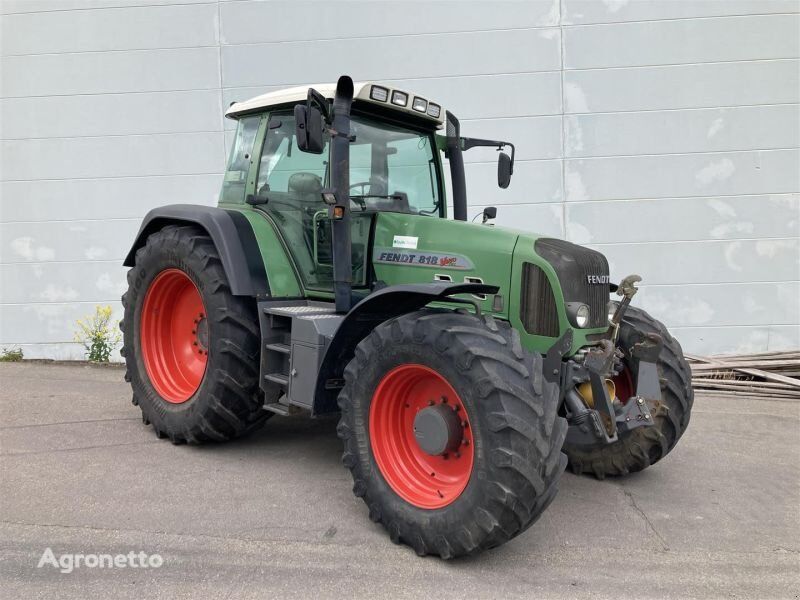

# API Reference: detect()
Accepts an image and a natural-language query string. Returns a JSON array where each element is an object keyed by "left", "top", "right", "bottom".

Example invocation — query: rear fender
[{"left": 124, "top": 204, "right": 269, "bottom": 298}]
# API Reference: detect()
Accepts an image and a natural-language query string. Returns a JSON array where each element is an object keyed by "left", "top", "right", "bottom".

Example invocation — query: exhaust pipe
[
  {"left": 330, "top": 76, "right": 354, "bottom": 313},
  {"left": 445, "top": 111, "right": 468, "bottom": 221}
]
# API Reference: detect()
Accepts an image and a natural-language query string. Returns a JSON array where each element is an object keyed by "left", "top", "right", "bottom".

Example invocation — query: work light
[
  {"left": 391, "top": 91, "right": 408, "bottom": 107},
  {"left": 412, "top": 97, "right": 427, "bottom": 112},
  {"left": 370, "top": 86, "right": 389, "bottom": 102}
]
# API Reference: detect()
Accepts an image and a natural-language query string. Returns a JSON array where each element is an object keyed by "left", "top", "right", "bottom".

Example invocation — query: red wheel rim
[
  {"left": 613, "top": 366, "right": 635, "bottom": 404},
  {"left": 140, "top": 268, "right": 208, "bottom": 403},
  {"left": 369, "top": 364, "right": 474, "bottom": 509}
]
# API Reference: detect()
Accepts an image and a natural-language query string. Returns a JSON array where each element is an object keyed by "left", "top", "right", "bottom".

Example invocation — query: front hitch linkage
[
  {"left": 609, "top": 274, "right": 641, "bottom": 343},
  {"left": 550, "top": 274, "right": 663, "bottom": 447}
]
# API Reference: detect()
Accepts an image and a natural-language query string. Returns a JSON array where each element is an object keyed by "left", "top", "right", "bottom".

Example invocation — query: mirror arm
[
  {"left": 306, "top": 88, "right": 331, "bottom": 122},
  {"left": 505, "top": 142, "right": 515, "bottom": 174},
  {"left": 461, "top": 137, "right": 515, "bottom": 173}
]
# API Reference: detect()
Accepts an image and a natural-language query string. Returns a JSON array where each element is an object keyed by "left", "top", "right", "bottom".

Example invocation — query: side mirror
[
  {"left": 294, "top": 104, "right": 324, "bottom": 154},
  {"left": 482, "top": 206, "right": 497, "bottom": 223},
  {"left": 498, "top": 152, "right": 512, "bottom": 189}
]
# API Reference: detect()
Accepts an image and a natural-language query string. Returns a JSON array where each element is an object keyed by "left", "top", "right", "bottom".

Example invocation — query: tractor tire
[
  {"left": 121, "top": 224, "right": 272, "bottom": 444},
  {"left": 337, "top": 309, "right": 567, "bottom": 558},
  {"left": 564, "top": 305, "right": 693, "bottom": 479}
]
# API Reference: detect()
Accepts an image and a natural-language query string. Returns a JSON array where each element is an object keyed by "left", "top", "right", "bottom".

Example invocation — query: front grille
[
  {"left": 520, "top": 262, "right": 559, "bottom": 337},
  {"left": 533, "top": 238, "right": 610, "bottom": 329}
]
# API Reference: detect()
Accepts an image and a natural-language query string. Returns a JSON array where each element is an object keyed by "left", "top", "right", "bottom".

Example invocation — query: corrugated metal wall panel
[{"left": 1, "top": 0, "right": 797, "bottom": 359}]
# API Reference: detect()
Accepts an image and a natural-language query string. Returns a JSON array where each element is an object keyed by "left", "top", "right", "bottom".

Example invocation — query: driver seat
[{"left": 288, "top": 172, "right": 322, "bottom": 204}]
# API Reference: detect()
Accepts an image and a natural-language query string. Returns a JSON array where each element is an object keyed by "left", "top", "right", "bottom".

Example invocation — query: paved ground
[{"left": 0, "top": 362, "right": 798, "bottom": 599}]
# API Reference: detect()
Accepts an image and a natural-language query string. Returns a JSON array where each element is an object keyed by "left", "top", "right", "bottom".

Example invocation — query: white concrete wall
[{"left": 1, "top": 0, "right": 798, "bottom": 360}]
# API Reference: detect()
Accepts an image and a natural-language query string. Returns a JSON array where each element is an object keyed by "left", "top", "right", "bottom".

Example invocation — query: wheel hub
[
  {"left": 194, "top": 314, "right": 209, "bottom": 352},
  {"left": 413, "top": 404, "right": 463, "bottom": 456}
]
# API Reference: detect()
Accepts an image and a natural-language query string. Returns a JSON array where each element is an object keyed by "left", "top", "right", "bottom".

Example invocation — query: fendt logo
[{"left": 586, "top": 275, "right": 611, "bottom": 285}]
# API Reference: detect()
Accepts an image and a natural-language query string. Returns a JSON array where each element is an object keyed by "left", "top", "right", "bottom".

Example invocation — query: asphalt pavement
[{"left": 1, "top": 361, "right": 798, "bottom": 599}]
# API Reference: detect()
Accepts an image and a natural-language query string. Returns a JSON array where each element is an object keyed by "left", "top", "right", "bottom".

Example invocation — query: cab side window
[
  {"left": 256, "top": 115, "right": 328, "bottom": 194},
  {"left": 256, "top": 113, "right": 332, "bottom": 290},
  {"left": 220, "top": 115, "right": 260, "bottom": 204}
]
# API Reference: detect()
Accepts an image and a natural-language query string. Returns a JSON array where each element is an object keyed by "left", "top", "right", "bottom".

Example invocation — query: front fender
[{"left": 312, "top": 282, "right": 499, "bottom": 414}]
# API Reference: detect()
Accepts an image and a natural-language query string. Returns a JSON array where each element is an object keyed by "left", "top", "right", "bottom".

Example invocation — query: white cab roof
[{"left": 225, "top": 81, "right": 445, "bottom": 128}]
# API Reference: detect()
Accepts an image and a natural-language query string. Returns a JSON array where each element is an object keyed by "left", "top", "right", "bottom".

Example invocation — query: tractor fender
[
  {"left": 313, "top": 282, "right": 499, "bottom": 414},
  {"left": 123, "top": 204, "right": 269, "bottom": 297}
]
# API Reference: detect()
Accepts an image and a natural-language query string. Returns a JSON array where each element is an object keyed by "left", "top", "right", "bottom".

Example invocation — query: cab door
[{"left": 253, "top": 111, "right": 371, "bottom": 293}]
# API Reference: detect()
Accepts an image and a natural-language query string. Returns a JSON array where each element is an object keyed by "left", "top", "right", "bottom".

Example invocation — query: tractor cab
[{"left": 222, "top": 80, "right": 514, "bottom": 301}]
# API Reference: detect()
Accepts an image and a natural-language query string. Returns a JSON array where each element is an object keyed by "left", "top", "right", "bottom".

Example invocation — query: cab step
[
  {"left": 265, "top": 342, "right": 290, "bottom": 354},
  {"left": 263, "top": 401, "right": 304, "bottom": 416},
  {"left": 263, "top": 402, "right": 291, "bottom": 416},
  {"left": 264, "top": 372, "right": 289, "bottom": 386}
]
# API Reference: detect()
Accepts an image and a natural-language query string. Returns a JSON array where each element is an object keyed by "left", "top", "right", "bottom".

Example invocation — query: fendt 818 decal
[{"left": 373, "top": 248, "right": 475, "bottom": 270}]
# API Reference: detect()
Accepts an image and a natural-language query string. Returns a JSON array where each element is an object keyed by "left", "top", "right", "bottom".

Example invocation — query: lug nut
[{"left": 428, "top": 400, "right": 435, "bottom": 406}]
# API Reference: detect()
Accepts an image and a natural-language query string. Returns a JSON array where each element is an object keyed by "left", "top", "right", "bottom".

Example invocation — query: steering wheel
[{"left": 349, "top": 181, "right": 371, "bottom": 196}]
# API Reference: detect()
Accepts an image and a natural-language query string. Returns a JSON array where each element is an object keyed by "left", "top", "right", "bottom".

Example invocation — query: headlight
[
  {"left": 566, "top": 302, "right": 591, "bottom": 328},
  {"left": 576, "top": 305, "right": 590, "bottom": 328},
  {"left": 607, "top": 301, "right": 617, "bottom": 324}
]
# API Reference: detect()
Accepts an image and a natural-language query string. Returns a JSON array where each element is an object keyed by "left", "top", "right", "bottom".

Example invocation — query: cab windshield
[{"left": 257, "top": 112, "right": 441, "bottom": 215}]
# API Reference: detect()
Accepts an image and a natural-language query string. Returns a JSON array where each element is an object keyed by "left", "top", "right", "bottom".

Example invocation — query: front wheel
[
  {"left": 337, "top": 310, "right": 567, "bottom": 558},
  {"left": 564, "top": 305, "right": 694, "bottom": 478}
]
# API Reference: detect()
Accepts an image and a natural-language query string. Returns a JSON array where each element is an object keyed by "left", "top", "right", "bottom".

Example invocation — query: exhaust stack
[
  {"left": 330, "top": 76, "right": 355, "bottom": 313},
  {"left": 445, "top": 111, "right": 468, "bottom": 221}
]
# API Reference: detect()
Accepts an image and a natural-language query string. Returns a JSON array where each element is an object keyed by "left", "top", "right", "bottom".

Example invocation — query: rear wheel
[
  {"left": 337, "top": 309, "right": 567, "bottom": 558},
  {"left": 564, "top": 305, "right": 694, "bottom": 478},
  {"left": 121, "top": 225, "right": 272, "bottom": 443}
]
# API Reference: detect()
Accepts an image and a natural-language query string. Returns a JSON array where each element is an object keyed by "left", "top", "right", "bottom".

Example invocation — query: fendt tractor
[{"left": 122, "top": 76, "right": 693, "bottom": 558}]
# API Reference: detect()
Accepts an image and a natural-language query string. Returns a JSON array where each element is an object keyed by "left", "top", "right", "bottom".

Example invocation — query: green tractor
[{"left": 121, "top": 76, "right": 693, "bottom": 558}]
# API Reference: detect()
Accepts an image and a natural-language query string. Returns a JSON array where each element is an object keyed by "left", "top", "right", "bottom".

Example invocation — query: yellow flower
[{"left": 73, "top": 305, "right": 122, "bottom": 363}]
